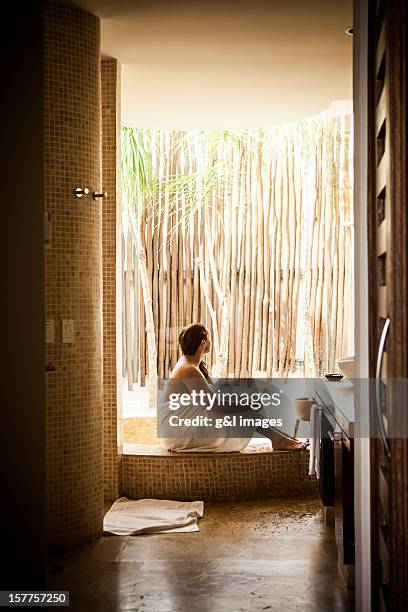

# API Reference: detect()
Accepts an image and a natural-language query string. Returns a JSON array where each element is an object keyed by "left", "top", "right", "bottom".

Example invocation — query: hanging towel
[
  {"left": 103, "top": 497, "right": 204, "bottom": 535},
  {"left": 309, "top": 405, "right": 321, "bottom": 479}
]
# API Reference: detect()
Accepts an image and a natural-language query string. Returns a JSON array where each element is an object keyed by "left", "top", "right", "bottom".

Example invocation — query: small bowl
[{"left": 325, "top": 373, "right": 344, "bottom": 382}]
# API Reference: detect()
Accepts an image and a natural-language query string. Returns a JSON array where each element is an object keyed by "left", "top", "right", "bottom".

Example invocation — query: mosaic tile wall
[
  {"left": 123, "top": 450, "right": 317, "bottom": 501},
  {"left": 44, "top": 2, "right": 103, "bottom": 549},
  {"left": 101, "top": 58, "right": 123, "bottom": 501}
]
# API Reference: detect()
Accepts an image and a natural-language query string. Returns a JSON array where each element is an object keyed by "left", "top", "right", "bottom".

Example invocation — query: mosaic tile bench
[{"left": 121, "top": 444, "right": 317, "bottom": 502}]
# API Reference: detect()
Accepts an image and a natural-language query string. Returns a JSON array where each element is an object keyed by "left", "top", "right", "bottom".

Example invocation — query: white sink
[{"left": 336, "top": 356, "right": 355, "bottom": 379}]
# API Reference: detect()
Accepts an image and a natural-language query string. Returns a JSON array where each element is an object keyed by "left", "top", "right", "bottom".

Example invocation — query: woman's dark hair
[{"left": 178, "top": 323, "right": 212, "bottom": 382}]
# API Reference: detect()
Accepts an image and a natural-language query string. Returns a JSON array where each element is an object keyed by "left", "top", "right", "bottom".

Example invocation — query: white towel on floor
[
  {"left": 309, "top": 405, "right": 321, "bottom": 479},
  {"left": 103, "top": 497, "right": 204, "bottom": 535}
]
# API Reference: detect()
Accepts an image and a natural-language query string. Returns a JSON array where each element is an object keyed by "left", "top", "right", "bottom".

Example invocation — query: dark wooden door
[{"left": 367, "top": 0, "right": 408, "bottom": 609}]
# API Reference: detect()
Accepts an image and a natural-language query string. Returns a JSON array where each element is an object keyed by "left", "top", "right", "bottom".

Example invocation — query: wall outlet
[
  {"left": 45, "top": 320, "right": 54, "bottom": 343},
  {"left": 62, "top": 319, "right": 75, "bottom": 343}
]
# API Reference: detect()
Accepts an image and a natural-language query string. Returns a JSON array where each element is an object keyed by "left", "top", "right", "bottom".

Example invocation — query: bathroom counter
[
  {"left": 315, "top": 379, "right": 355, "bottom": 439},
  {"left": 314, "top": 379, "right": 355, "bottom": 586}
]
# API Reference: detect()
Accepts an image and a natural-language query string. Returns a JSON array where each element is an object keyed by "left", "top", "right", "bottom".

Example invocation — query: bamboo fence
[{"left": 121, "top": 116, "right": 354, "bottom": 389}]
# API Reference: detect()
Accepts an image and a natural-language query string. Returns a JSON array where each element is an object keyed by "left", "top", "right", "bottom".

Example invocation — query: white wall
[
  {"left": 79, "top": 0, "right": 353, "bottom": 128},
  {"left": 353, "top": 0, "right": 371, "bottom": 609}
]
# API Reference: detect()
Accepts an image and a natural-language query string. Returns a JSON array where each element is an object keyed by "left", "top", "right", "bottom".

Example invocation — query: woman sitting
[{"left": 160, "top": 323, "right": 307, "bottom": 453}]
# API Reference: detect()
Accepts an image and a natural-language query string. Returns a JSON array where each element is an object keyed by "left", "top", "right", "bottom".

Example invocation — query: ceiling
[{"left": 75, "top": 0, "right": 353, "bottom": 128}]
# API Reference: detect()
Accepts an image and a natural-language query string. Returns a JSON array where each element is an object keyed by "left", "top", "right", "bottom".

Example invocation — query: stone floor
[{"left": 48, "top": 497, "right": 354, "bottom": 612}]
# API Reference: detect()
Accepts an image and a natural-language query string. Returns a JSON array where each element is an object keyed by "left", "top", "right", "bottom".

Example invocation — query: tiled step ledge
[
  {"left": 123, "top": 441, "right": 284, "bottom": 456},
  {"left": 122, "top": 444, "right": 317, "bottom": 501}
]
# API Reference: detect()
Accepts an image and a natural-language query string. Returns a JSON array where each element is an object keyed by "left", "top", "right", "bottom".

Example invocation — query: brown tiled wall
[
  {"left": 44, "top": 2, "right": 103, "bottom": 549},
  {"left": 101, "top": 58, "right": 123, "bottom": 501},
  {"left": 123, "top": 451, "right": 317, "bottom": 501}
]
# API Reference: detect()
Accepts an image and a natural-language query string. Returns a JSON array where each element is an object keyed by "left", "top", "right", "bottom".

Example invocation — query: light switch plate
[
  {"left": 62, "top": 319, "right": 75, "bottom": 343},
  {"left": 45, "top": 320, "right": 54, "bottom": 343}
]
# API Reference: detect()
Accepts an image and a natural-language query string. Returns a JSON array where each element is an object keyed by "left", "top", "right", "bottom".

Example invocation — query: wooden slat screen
[{"left": 121, "top": 118, "right": 353, "bottom": 388}]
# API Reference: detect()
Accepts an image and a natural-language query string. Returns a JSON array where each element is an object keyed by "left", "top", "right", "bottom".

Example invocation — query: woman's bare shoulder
[{"left": 170, "top": 360, "right": 203, "bottom": 379}]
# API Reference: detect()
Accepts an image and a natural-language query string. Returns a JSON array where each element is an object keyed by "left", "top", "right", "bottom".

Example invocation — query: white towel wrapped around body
[{"left": 159, "top": 398, "right": 253, "bottom": 453}]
